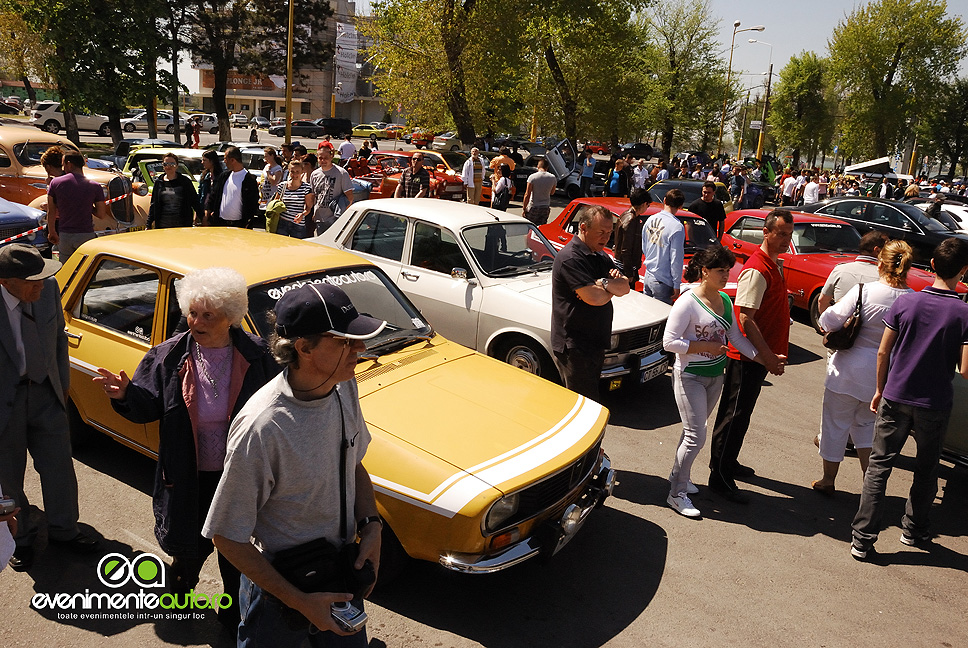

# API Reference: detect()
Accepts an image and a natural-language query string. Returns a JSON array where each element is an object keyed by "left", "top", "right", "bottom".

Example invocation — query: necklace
[{"left": 194, "top": 340, "right": 220, "bottom": 399}]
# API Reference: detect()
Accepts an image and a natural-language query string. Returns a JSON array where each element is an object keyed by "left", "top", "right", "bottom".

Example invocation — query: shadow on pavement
[
  {"left": 372, "top": 506, "right": 666, "bottom": 648},
  {"left": 72, "top": 431, "right": 155, "bottom": 497},
  {"left": 600, "top": 373, "right": 680, "bottom": 430},
  {"left": 785, "top": 342, "right": 824, "bottom": 366}
]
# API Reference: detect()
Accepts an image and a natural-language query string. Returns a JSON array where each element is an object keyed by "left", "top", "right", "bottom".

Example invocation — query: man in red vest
[{"left": 708, "top": 210, "right": 792, "bottom": 503}]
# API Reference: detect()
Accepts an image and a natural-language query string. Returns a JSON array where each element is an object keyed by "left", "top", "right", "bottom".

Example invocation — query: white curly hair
[{"left": 177, "top": 267, "right": 248, "bottom": 326}]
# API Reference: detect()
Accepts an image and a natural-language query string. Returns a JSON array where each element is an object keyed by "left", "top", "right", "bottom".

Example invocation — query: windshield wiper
[
  {"left": 363, "top": 333, "right": 434, "bottom": 355},
  {"left": 527, "top": 259, "right": 554, "bottom": 272},
  {"left": 489, "top": 265, "right": 531, "bottom": 277}
]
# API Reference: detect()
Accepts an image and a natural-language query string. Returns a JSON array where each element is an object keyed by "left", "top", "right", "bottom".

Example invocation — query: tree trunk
[
  {"left": 661, "top": 120, "right": 673, "bottom": 161},
  {"left": 170, "top": 44, "right": 182, "bottom": 146},
  {"left": 543, "top": 43, "right": 577, "bottom": 146},
  {"left": 440, "top": 29, "right": 475, "bottom": 145},
  {"left": 212, "top": 58, "right": 233, "bottom": 140},
  {"left": 21, "top": 76, "right": 36, "bottom": 105},
  {"left": 791, "top": 148, "right": 801, "bottom": 169},
  {"left": 107, "top": 106, "right": 123, "bottom": 147}
]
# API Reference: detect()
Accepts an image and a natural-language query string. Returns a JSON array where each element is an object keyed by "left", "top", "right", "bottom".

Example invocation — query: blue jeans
[
  {"left": 276, "top": 218, "right": 308, "bottom": 239},
  {"left": 642, "top": 273, "right": 674, "bottom": 305},
  {"left": 851, "top": 398, "right": 950, "bottom": 550},
  {"left": 237, "top": 574, "right": 368, "bottom": 648}
]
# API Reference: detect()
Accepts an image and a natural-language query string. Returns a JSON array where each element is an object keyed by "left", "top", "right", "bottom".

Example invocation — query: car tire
[
  {"left": 210, "top": 127, "right": 218, "bottom": 134},
  {"left": 496, "top": 336, "right": 559, "bottom": 382},
  {"left": 67, "top": 399, "right": 95, "bottom": 450},
  {"left": 415, "top": 144, "right": 423, "bottom": 149},
  {"left": 309, "top": 131, "right": 318, "bottom": 139},
  {"left": 752, "top": 194, "right": 765, "bottom": 209},
  {"left": 809, "top": 291, "right": 823, "bottom": 333},
  {"left": 43, "top": 120, "right": 60, "bottom": 133},
  {"left": 123, "top": 123, "right": 136, "bottom": 132},
  {"left": 450, "top": 145, "right": 460, "bottom": 151},
  {"left": 566, "top": 183, "right": 580, "bottom": 200},
  {"left": 98, "top": 123, "right": 110, "bottom": 137},
  {"left": 165, "top": 124, "right": 175, "bottom": 134}
]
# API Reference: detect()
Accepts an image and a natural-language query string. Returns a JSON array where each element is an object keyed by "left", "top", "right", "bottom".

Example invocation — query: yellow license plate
[{"left": 608, "top": 378, "right": 623, "bottom": 391}]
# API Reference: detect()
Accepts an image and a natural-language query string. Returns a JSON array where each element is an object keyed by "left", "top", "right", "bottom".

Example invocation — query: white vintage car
[{"left": 316, "top": 198, "right": 672, "bottom": 391}]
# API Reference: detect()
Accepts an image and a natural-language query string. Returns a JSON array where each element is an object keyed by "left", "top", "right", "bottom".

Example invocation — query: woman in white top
[
  {"left": 813, "top": 240, "right": 914, "bottom": 494},
  {"left": 490, "top": 164, "right": 513, "bottom": 211},
  {"left": 261, "top": 147, "right": 283, "bottom": 203},
  {"left": 662, "top": 246, "right": 766, "bottom": 518}
]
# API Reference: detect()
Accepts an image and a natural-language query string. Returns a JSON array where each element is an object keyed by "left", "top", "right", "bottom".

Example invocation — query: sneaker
[
  {"left": 686, "top": 481, "right": 700, "bottom": 495},
  {"left": 900, "top": 531, "right": 932, "bottom": 547},
  {"left": 667, "top": 493, "right": 701, "bottom": 518},
  {"left": 850, "top": 544, "right": 875, "bottom": 561}
]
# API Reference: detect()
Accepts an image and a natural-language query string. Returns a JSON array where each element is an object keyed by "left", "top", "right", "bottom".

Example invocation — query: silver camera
[
  {"left": 0, "top": 497, "right": 16, "bottom": 515},
  {"left": 330, "top": 601, "right": 367, "bottom": 633}
]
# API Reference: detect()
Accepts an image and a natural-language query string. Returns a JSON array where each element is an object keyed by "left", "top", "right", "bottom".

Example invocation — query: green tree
[
  {"left": 0, "top": 12, "right": 47, "bottom": 104},
  {"left": 189, "top": 0, "right": 333, "bottom": 139},
  {"left": 919, "top": 78, "right": 968, "bottom": 180},
  {"left": 769, "top": 51, "right": 835, "bottom": 168},
  {"left": 827, "top": 0, "right": 967, "bottom": 159}
]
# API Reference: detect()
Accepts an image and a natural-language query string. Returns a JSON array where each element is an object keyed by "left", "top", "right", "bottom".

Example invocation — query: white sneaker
[
  {"left": 667, "top": 493, "right": 701, "bottom": 518},
  {"left": 669, "top": 473, "right": 700, "bottom": 495}
]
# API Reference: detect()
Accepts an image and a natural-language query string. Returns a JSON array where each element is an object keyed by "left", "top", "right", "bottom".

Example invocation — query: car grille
[
  {"left": 616, "top": 320, "right": 665, "bottom": 356},
  {"left": 108, "top": 175, "right": 134, "bottom": 223},
  {"left": 0, "top": 223, "right": 33, "bottom": 241},
  {"left": 503, "top": 438, "right": 602, "bottom": 527}
]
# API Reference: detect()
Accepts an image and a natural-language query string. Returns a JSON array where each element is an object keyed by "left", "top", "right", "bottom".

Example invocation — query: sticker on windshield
[
  {"left": 411, "top": 317, "right": 425, "bottom": 328},
  {"left": 266, "top": 270, "right": 380, "bottom": 301},
  {"left": 806, "top": 223, "right": 843, "bottom": 228}
]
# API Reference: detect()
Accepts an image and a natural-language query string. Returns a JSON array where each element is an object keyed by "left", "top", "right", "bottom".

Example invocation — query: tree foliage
[
  {"left": 827, "top": 0, "right": 966, "bottom": 159},
  {"left": 0, "top": 12, "right": 48, "bottom": 103},
  {"left": 769, "top": 51, "right": 835, "bottom": 167},
  {"left": 919, "top": 77, "right": 968, "bottom": 179},
  {"left": 189, "top": 0, "right": 334, "bottom": 138}
]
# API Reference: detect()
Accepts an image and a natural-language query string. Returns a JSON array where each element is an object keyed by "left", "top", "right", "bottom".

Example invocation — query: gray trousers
[
  {"left": 643, "top": 272, "right": 674, "bottom": 305},
  {"left": 670, "top": 369, "right": 724, "bottom": 496},
  {"left": 0, "top": 380, "right": 80, "bottom": 546},
  {"left": 56, "top": 231, "right": 97, "bottom": 264},
  {"left": 851, "top": 398, "right": 950, "bottom": 550}
]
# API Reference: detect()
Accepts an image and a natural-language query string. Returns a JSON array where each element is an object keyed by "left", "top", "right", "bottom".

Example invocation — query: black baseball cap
[
  {"left": 0, "top": 244, "right": 61, "bottom": 280},
  {"left": 274, "top": 283, "right": 386, "bottom": 340}
]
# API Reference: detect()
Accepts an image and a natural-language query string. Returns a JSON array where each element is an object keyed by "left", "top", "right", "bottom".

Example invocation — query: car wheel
[
  {"left": 415, "top": 144, "right": 423, "bottom": 149},
  {"left": 165, "top": 124, "right": 175, "bottom": 134},
  {"left": 309, "top": 131, "right": 318, "bottom": 139},
  {"left": 67, "top": 399, "right": 95, "bottom": 450},
  {"left": 809, "top": 291, "right": 823, "bottom": 333},
  {"left": 450, "top": 144, "right": 460, "bottom": 151},
  {"left": 210, "top": 127, "right": 218, "bottom": 134},
  {"left": 98, "top": 123, "right": 110, "bottom": 137},
  {"left": 752, "top": 194, "right": 765, "bottom": 209},
  {"left": 44, "top": 120, "right": 60, "bottom": 133},
  {"left": 566, "top": 183, "right": 580, "bottom": 200},
  {"left": 496, "top": 336, "right": 558, "bottom": 382},
  {"left": 123, "top": 123, "right": 136, "bottom": 132}
]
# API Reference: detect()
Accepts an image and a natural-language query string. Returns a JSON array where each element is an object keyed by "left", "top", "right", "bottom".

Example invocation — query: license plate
[
  {"left": 608, "top": 378, "right": 623, "bottom": 391},
  {"left": 640, "top": 359, "right": 669, "bottom": 384}
]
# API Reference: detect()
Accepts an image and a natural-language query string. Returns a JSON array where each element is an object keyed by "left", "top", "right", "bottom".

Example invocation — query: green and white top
[{"left": 662, "top": 289, "right": 758, "bottom": 376}]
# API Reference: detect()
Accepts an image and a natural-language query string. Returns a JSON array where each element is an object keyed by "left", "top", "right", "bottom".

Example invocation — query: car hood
[
  {"left": 507, "top": 276, "right": 670, "bottom": 330},
  {"left": 358, "top": 349, "right": 608, "bottom": 506}
]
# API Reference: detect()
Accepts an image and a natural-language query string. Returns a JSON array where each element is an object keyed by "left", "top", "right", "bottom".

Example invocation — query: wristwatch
[
  {"left": 357, "top": 515, "right": 383, "bottom": 535},
  {"left": 600, "top": 277, "right": 610, "bottom": 292}
]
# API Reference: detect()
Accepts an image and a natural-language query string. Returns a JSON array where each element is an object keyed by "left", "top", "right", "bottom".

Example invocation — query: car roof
[
  {"left": 0, "top": 125, "right": 81, "bottom": 149},
  {"left": 129, "top": 146, "right": 205, "bottom": 159},
  {"left": 350, "top": 197, "right": 531, "bottom": 228},
  {"left": 725, "top": 208, "right": 850, "bottom": 228},
  {"left": 72, "top": 229, "right": 370, "bottom": 282}
]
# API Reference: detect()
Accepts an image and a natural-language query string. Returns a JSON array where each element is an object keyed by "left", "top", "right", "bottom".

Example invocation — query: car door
[
  {"left": 724, "top": 216, "right": 765, "bottom": 262},
  {"left": 64, "top": 257, "right": 166, "bottom": 450},
  {"left": 399, "top": 220, "right": 483, "bottom": 349},
  {"left": 340, "top": 208, "right": 408, "bottom": 283}
]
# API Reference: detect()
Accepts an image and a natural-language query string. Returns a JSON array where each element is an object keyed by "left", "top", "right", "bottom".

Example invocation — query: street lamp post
[
  {"left": 284, "top": 0, "right": 294, "bottom": 145},
  {"left": 748, "top": 38, "right": 774, "bottom": 163},
  {"left": 716, "top": 21, "right": 764, "bottom": 159},
  {"left": 736, "top": 89, "right": 751, "bottom": 159}
]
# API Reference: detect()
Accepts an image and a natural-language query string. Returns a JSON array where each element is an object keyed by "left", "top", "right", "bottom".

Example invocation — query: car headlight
[
  {"left": 134, "top": 183, "right": 149, "bottom": 196},
  {"left": 609, "top": 334, "right": 620, "bottom": 351},
  {"left": 484, "top": 493, "right": 519, "bottom": 533}
]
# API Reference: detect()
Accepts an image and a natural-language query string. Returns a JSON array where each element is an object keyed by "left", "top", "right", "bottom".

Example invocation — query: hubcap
[{"left": 505, "top": 345, "right": 541, "bottom": 375}]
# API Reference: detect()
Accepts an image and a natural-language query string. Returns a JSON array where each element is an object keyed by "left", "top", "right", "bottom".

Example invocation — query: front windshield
[
  {"left": 680, "top": 216, "right": 718, "bottom": 253},
  {"left": 792, "top": 222, "right": 861, "bottom": 253},
  {"left": 462, "top": 222, "right": 557, "bottom": 277},
  {"left": 14, "top": 141, "right": 81, "bottom": 166},
  {"left": 905, "top": 204, "right": 951, "bottom": 233},
  {"left": 439, "top": 151, "right": 467, "bottom": 168},
  {"left": 247, "top": 268, "right": 434, "bottom": 356}
]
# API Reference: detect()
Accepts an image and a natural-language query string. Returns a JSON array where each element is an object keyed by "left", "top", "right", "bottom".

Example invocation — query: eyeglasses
[
  {"left": 413, "top": 157, "right": 424, "bottom": 161},
  {"left": 162, "top": 162, "right": 177, "bottom": 168}
]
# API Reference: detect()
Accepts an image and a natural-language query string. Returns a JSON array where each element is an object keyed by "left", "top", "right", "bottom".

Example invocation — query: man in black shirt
[
  {"left": 394, "top": 153, "right": 431, "bottom": 198},
  {"left": 551, "top": 205, "right": 630, "bottom": 400},
  {"left": 688, "top": 180, "right": 727, "bottom": 239}
]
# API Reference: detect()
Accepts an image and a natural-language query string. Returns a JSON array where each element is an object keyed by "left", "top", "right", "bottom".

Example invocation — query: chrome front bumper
[{"left": 438, "top": 456, "right": 616, "bottom": 574}]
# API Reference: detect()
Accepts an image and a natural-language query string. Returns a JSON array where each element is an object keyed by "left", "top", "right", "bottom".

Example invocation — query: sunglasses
[{"left": 163, "top": 162, "right": 177, "bottom": 168}]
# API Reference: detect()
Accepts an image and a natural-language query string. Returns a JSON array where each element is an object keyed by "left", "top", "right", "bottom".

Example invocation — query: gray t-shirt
[
  {"left": 202, "top": 372, "right": 371, "bottom": 556},
  {"left": 527, "top": 170, "right": 558, "bottom": 208},
  {"left": 821, "top": 257, "right": 881, "bottom": 303},
  {"left": 309, "top": 165, "right": 354, "bottom": 229}
]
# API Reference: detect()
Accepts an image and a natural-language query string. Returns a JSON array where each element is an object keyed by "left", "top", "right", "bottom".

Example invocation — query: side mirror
[
  {"left": 437, "top": 164, "right": 446, "bottom": 172},
  {"left": 451, "top": 267, "right": 468, "bottom": 280}
]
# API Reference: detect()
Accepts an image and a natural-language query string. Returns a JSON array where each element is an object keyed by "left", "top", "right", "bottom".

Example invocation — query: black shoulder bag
[
  {"left": 271, "top": 389, "right": 376, "bottom": 630},
  {"left": 822, "top": 284, "right": 863, "bottom": 351}
]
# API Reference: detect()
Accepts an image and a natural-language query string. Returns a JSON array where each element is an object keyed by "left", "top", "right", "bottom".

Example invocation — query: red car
[
  {"left": 539, "top": 197, "right": 736, "bottom": 293},
  {"left": 721, "top": 209, "right": 965, "bottom": 329},
  {"left": 584, "top": 141, "right": 609, "bottom": 155},
  {"left": 348, "top": 150, "right": 464, "bottom": 201}
]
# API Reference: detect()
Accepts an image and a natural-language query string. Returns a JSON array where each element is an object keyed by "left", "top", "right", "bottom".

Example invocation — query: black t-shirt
[
  {"left": 551, "top": 236, "right": 615, "bottom": 353},
  {"left": 688, "top": 197, "right": 726, "bottom": 229}
]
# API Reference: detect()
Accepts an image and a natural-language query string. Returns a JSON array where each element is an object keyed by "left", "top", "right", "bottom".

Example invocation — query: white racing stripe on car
[{"left": 370, "top": 397, "right": 603, "bottom": 518}]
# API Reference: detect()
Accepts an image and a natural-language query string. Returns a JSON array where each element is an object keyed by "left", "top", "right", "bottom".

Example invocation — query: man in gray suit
[{"left": 0, "top": 244, "right": 99, "bottom": 571}]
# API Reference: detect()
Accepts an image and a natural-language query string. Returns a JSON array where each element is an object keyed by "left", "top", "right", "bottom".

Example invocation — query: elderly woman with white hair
[{"left": 94, "top": 267, "right": 280, "bottom": 630}]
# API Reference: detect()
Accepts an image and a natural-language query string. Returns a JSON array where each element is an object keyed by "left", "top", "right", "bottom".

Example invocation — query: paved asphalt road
[{"left": 2, "top": 129, "right": 967, "bottom": 646}]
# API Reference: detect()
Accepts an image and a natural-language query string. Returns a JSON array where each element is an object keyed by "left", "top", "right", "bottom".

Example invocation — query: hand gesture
[{"left": 94, "top": 368, "right": 130, "bottom": 400}]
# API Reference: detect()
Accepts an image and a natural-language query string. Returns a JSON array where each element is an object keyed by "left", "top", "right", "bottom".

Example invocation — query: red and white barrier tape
[
  {"left": 0, "top": 226, "right": 43, "bottom": 245},
  {"left": 105, "top": 193, "right": 129, "bottom": 205}
]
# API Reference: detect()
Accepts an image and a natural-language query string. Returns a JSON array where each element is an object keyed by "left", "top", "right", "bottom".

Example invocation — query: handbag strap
[
  {"left": 855, "top": 283, "right": 864, "bottom": 314},
  {"left": 335, "top": 388, "right": 348, "bottom": 542}
]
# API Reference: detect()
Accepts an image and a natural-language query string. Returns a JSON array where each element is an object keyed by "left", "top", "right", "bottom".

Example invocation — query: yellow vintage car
[{"left": 58, "top": 229, "right": 615, "bottom": 572}]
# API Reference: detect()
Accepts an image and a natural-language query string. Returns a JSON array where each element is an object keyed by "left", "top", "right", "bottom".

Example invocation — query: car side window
[
  {"left": 565, "top": 205, "right": 616, "bottom": 248},
  {"left": 824, "top": 200, "right": 864, "bottom": 220},
  {"left": 730, "top": 217, "right": 764, "bottom": 244},
  {"left": 0, "top": 151, "right": 10, "bottom": 168},
  {"left": 165, "top": 277, "right": 186, "bottom": 340},
  {"left": 75, "top": 259, "right": 160, "bottom": 344},
  {"left": 411, "top": 221, "right": 472, "bottom": 276},
  {"left": 349, "top": 210, "right": 408, "bottom": 262},
  {"left": 868, "top": 204, "right": 905, "bottom": 229}
]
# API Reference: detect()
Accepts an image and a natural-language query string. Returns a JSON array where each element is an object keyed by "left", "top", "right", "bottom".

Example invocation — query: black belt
[{"left": 17, "top": 376, "right": 45, "bottom": 387}]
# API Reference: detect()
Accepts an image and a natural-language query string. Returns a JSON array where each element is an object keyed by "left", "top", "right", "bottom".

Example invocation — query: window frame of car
[
  {"left": 72, "top": 256, "right": 164, "bottom": 346},
  {"left": 408, "top": 220, "right": 475, "bottom": 278},
  {"left": 727, "top": 216, "right": 766, "bottom": 246},
  {"left": 347, "top": 209, "right": 410, "bottom": 263}
]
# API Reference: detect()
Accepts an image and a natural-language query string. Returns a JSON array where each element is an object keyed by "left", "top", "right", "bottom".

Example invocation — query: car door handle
[
  {"left": 558, "top": 236, "right": 567, "bottom": 241},
  {"left": 401, "top": 271, "right": 419, "bottom": 280},
  {"left": 65, "top": 328, "right": 82, "bottom": 341},
  {"left": 732, "top": 242, "right": 741, "bottom": 248}
]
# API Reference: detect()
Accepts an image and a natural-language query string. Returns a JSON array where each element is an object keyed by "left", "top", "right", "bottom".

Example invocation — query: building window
[
  {"left": 241, "top": 104, "right": 250, "bottom": 111},
  {"left": 300, "top": 103, "right": 311, "bottom": 115}
]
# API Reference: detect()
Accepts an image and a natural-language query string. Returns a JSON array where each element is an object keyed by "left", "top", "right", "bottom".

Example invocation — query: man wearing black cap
[
  {"left": 0, "top": 244, "right": 99, "bottom": 570},
  {"left": 204, "top": 282, "right": 386, "bottom": 646}
]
